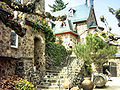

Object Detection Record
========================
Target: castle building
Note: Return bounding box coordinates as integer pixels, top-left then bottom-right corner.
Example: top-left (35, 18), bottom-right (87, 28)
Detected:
top-left (0, 0), bottom-right (46, 84)
top-left (49, 0), bottom-right (104, 49)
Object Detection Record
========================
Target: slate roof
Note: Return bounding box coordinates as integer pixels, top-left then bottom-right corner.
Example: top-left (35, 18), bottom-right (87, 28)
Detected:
top-left (52, 4), bottom-right (91, 35)
top-left (52, 4), bottom-right (91, 22)
top-left (53, 20), bottom-right (77, 35)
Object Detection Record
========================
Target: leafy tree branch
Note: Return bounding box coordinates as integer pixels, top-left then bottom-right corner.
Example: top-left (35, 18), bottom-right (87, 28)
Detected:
top-left (108, 7), bottom-right (120, 27)
top-left (0, 0), bottom-right (67, 37)
top-left (74, 33), bottom-right (118, 64)
top-left (0, 0), bottom-right (67, 21)
top-left (49, 0), bottom-right (68, 12)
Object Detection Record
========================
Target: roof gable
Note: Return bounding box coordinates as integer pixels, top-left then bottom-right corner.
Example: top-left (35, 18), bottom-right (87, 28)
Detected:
top-left (52, 4), bottom-right (91, 23)
top-left (88, 7), bottom-right (98, 25)
top-left (51, 4), bottom-right (95, 35)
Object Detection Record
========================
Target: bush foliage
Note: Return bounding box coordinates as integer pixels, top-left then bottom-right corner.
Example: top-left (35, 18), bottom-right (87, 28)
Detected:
top-left (46, 42), bottom-right (68, 65)
top-left (74, 33), bottom-right (118, 64)
top-left (74, 33), bottom-right (118, 76)
top-left (14, 79), bottom-right (34, 90)
top-left (27, 17), bottom-right (68, 65)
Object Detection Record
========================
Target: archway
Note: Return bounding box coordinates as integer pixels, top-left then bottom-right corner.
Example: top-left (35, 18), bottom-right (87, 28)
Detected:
top-left (34, 36), bottom-right (42, 70)
top-left (103, 62), bottom-right (117, 77)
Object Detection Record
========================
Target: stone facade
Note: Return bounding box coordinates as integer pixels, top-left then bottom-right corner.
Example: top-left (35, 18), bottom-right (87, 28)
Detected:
top-left (55, 33), bottom-right (78, 49)
top-left (0, 19), bottom-right (45, 81)
top-left (87, 7), bottom-right (97, 27)
top-left (53, 5), bottom-right (109, 77)
top-left (54, 7), bottom-right (98, 48)
top-left (108, 58), bottom-right (120, 77)
top-left (76, 22), bottom-right (88, 43)
top-left (0, 0), bottom-right (46, 85)
top-left (76, 7), bottom-right (97, 43)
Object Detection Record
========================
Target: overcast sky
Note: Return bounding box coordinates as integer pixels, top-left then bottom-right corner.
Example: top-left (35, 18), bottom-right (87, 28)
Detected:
top-left (45, 0), bottom-right (120, 34)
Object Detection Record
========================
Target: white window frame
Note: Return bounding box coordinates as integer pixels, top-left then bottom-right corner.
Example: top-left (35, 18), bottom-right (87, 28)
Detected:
top-left (11, 31), bottom-right (18, 48)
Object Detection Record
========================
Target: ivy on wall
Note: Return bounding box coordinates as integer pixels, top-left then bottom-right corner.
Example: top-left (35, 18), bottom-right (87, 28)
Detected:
top-left (26, 17), bottom-right (55, 43)
top-left (26, 18), bottom-right (69, 65)
top-left (45, 42), bottom-right (68, 65)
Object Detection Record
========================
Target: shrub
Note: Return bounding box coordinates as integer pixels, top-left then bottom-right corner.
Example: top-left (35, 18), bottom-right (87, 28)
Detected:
top-left (14, 79), bottom-right (34, 90)
top-left (46, 42), bottom-right (68, 65)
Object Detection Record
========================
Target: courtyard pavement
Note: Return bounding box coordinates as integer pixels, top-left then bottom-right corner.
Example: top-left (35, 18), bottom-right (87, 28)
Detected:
top-left (94, 77), bottom-right (120, 90)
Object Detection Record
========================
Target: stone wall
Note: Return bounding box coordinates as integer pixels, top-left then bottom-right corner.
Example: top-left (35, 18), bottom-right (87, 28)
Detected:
top-left (108, 58), bottom-right (120, 77)
top-left (55, 33), bottom-right (78, 49)
top-left (87, 7), bottom-right (97, 27)
top-left (76, 7), bottom-right (97, 43)
top-left (91, 63), bottom-right (103, 74)
top-left (0, 0), bottom-right (46, 86)
top-left (0, 21), bottom-right (34, 59)
top-left (0, 59), bottom-right (17, 77)
top-left (76, 22), bottom-right (88, 43)
top-left (0, 19), bottom-right (45, 84)
top-left (91, 58), bottom-right (120, 77)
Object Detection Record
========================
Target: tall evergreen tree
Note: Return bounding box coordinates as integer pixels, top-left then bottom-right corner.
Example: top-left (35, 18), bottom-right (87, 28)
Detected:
top-left (49, 0), bottom-right (68, 12)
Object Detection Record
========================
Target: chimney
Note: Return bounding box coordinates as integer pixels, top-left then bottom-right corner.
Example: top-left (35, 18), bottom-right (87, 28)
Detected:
top-left (86, 0), bottom-right (94, 7)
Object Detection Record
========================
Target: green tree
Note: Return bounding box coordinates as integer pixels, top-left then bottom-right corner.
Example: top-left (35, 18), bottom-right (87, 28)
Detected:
top-left (49, 0), bottom-right (68, 12)
top-left (74, 33), bottom-right (118, 74)
top-left (0, 0), bottom-right (67, 37)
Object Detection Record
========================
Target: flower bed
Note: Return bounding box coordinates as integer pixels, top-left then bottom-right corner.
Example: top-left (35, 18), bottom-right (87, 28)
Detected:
top-left (0, 75), bottom-right (34, 90)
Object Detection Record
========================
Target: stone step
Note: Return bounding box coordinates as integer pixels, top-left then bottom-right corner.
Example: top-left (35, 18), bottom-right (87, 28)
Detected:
top-left (37, 84), bottom-right (64, 89)
top-left (40, 78), bottom-right (65, 85)
top-left (43, 74), bottom-right (78, 80)
top-left (43, 74), bottom-right (67, 79)
top-left (46, 67), bottom-right (81, 73)
top-left (45, 71), bottom-right (80, 75)
top-left (38, 57), bottom-right (84, 90)
top-left (37, 85), bottom-right (49, 89)
top-left (46, 70), bottom-right (81, 74)
top-left (38, 88), bottom-right (68, 90)
top-left (40, 82), bottom-right (64, 88)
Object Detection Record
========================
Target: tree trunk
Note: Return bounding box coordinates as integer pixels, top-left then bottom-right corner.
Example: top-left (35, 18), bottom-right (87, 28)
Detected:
top-left (92, 63), bottom-right (103, 74)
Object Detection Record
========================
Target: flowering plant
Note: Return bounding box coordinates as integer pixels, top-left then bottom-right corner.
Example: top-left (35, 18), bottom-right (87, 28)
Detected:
top-left (14, 79), bottom-right (34, 90)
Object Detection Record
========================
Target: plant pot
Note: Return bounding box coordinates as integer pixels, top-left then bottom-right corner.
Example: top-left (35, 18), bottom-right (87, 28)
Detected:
top-left (81, 77), bottom-right (94, 90)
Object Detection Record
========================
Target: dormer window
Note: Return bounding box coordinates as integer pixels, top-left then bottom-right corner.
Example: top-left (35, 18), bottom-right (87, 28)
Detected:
top-left (61, 21), bottom-right (66, 27)
top-left (68, 8), bottom-right (76, 17)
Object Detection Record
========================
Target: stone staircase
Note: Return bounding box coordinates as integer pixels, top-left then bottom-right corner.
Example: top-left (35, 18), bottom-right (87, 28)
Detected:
top-left (37, 56), bottom-right (84, 90)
